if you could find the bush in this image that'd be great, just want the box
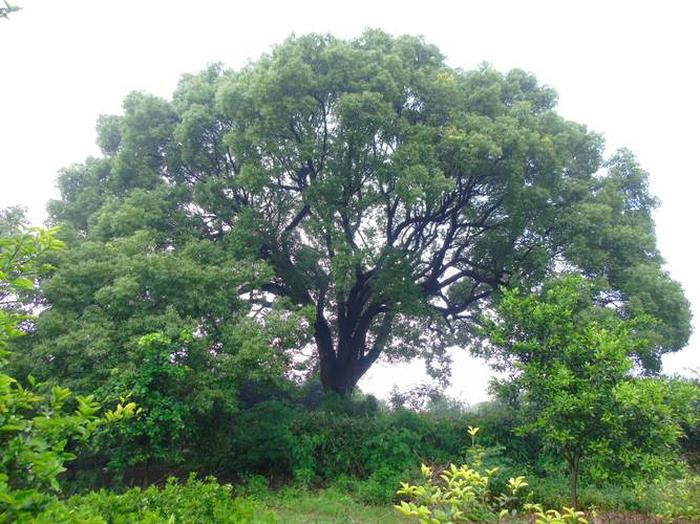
[395,427,590,523]
[526,471,700,521]
[354,465,416,504]
[230,401,297,477]
[0,224,138,521]
[42,475,276,523]
[289,404,468,485]
[0,375,137,521]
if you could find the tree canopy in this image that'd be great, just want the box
[16,30,691,395]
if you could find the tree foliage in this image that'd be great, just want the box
[9,187,308,469]
[483,276,698,508]
[17,31,690,398]
[0,221,137,520]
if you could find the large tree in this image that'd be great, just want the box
[25,31,690,395]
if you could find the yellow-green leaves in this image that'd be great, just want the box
[467,425,480,448]
[528,506,588,524]
[0,225,63,323]
[103,401,139,423]
[507,476,528,493]
[0,369,142,519]
[395,428,589,523]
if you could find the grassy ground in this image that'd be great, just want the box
[257,488,699,524]
[261,487,404,523]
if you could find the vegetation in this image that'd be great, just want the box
[0,29,698,523]
[56,476,276,524]
[482,276,697,507]
[395,427,588,523]
[14,31,689,399]
[0,225,138,521]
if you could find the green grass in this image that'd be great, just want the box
[255,480,700,523]
[261,487,404,524]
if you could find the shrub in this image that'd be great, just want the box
[0,224,138,520]
[0,375,137,521]
[47,475,276,523]
[395,427,589,524]
[230,401,297,477]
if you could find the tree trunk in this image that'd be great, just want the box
[569,456,580,509]
[316,327,383,396]
[318,341,375,396]
[313,274,390,396]
[322,364,358,395]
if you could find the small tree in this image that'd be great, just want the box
[482,276,691,508]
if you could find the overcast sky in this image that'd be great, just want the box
[1,0,698,404]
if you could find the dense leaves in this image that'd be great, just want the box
[0,224,137,521]
[483,276,698,507]
[15,31,688,398]
[11,186,309,469]
[0,28,696,521]
[53,475,276,523]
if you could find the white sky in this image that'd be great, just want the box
[1,0,698,404]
